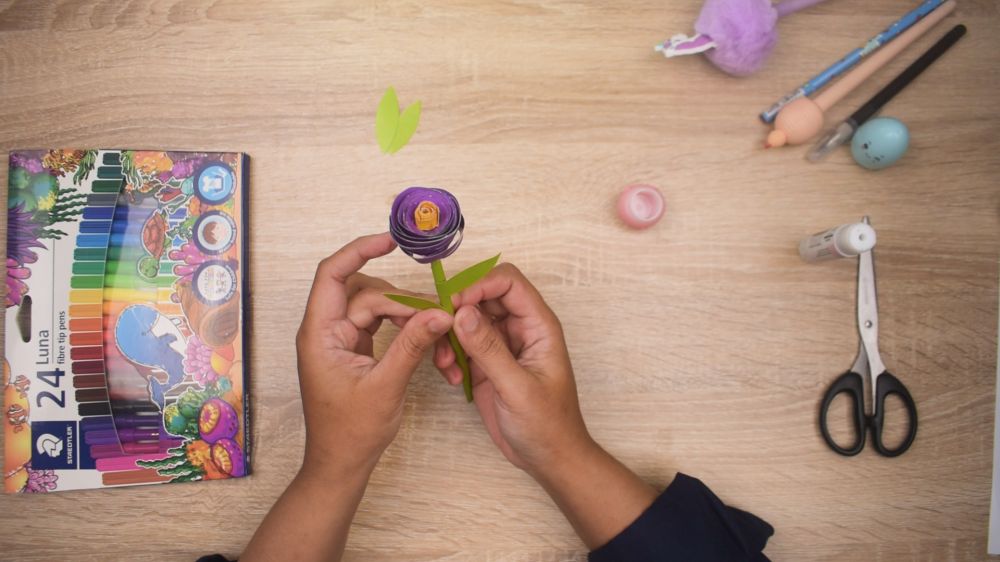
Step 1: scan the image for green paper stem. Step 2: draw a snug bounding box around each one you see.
[432,260,473,402]
[384,293,442,311]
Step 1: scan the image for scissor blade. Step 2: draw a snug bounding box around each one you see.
[849,341,868,377]
[856,236,886,381]
[847,341,873,417]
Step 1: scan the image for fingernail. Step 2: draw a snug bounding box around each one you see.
[429,314,450,333]
[458,307,479,333]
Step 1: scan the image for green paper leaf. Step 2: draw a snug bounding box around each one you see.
[376,87,400,153]
[384,293,443,311]
[388,100,421,154]
[442,254,501,296]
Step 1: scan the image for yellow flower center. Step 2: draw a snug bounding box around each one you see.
[212,443,233,474]
[414,201,439,231]
[199,401,221,433]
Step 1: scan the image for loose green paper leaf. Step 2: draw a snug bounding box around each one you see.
[376,87,400,153]
[388,100,421,154]
[384,293,442,311]
[442,254,501,296]
[375,86,422,154]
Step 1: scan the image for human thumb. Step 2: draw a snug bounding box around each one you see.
[377,309,452,387]
[453,306,525,390]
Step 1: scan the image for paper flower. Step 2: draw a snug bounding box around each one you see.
[389,187,465,264]
[385,188,499,402]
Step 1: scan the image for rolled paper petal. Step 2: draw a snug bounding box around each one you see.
[415,201,440,231]
[390,187,465,263]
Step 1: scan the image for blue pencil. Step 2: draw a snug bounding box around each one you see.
[759,0,947,123]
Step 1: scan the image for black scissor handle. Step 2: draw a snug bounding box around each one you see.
[818,371,867,456]
[870,371,918,457]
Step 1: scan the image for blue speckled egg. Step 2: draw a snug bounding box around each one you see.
[851,117,910,170]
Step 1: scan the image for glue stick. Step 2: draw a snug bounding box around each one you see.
[799,222,876,262]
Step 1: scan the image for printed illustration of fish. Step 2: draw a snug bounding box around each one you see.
[7,404,27,433]
[13,375,30,398]
[114,304,187,409]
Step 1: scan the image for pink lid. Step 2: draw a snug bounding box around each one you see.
[617,184,664,229]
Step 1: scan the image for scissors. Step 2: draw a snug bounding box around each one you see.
[818,218,918,457]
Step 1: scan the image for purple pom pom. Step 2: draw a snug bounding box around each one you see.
[695,0,778,76]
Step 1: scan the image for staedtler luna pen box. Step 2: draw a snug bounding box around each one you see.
[3,150,250,492]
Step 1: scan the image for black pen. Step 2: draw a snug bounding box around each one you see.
[807,24,967,162]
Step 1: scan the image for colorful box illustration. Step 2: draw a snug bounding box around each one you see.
[4,149,249,492]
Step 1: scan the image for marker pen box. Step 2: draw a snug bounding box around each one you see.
[4,150,250,492]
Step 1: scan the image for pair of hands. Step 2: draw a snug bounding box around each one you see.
[296,233,594,482]
[284,233,656,556]
[246,234,655,560]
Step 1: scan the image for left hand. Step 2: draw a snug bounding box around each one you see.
[296,233,453,477]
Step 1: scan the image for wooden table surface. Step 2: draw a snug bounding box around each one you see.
[1,1,998,560]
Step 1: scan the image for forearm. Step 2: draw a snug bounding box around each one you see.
[532,439,659,550]
[241,462,374,562]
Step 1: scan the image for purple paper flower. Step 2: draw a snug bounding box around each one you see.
[389,187,464,263]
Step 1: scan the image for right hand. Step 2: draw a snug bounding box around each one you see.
[434,264,659,550]
[433,264,595,477]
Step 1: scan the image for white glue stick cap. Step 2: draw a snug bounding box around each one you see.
[836,222,877,256]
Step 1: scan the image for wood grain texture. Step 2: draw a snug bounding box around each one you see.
[0,0,998,560]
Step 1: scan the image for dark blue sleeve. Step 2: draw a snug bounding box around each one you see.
[588,473,773,562]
